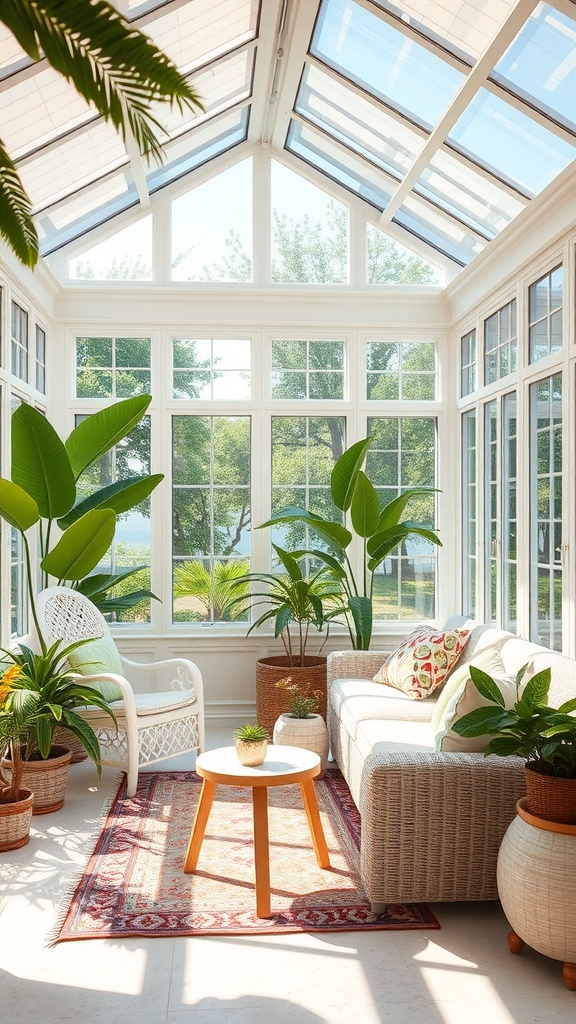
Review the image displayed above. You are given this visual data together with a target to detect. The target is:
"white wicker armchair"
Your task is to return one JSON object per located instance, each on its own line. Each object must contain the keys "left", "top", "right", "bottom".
{"left": 36, "top": 586, "right": 205, "bottom": 797}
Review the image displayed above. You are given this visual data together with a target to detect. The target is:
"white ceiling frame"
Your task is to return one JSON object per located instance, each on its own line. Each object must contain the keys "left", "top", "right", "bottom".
{"left": 483, "top": 76, "right": 576, "bottom": 145}
{"left": 247, "top": 0, "right": 286, "bottom": 145}
{"left": 304, "top": 52, "right": 429, "bottom": 142}
{"left": 287, "top": 110, "right": 490, "bottom": 265}
{"left": 268, "top": 0, "right": 321, "bottom": 152}
{"left": 377, "top": 0, "right": 542, "bottom": 227}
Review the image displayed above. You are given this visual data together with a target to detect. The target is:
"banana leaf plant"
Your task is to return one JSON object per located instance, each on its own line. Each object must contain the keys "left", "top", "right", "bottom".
{"left": 259, "top": 437, "right": 442, "bottom": 651}
{"left": 0, "top": 395, "right": 163, "bottom": 648}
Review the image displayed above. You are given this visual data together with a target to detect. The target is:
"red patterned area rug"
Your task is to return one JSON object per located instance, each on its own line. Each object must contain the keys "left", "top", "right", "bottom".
{"left": 51, "top": 770, "right": 439, "bottom": 942}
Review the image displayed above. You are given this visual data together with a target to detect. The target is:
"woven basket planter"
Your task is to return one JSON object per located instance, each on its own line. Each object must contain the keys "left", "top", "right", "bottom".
{"left": 255, "top": 656, "right": 327, "bottom": 736}
{"left": 1, "top": 746, "right": 72, "bottom": 815}
{"left": 0, "top": 789, "right": 34, "bottom": 851}
{"left": 525, "top": 763, "right": 576, "bottom": 825}
{"left": 53, "top": 727, "right": 88, "bottom": 764}
{"left": 498, "top": 797, "right": 576, "bottom": 989}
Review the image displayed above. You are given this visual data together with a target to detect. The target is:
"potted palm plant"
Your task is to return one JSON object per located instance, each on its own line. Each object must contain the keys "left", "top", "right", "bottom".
{"left": 260, "top": 436, "right": 442, "bottom": 650}
{"left": 226, "top": 544, "right": 345, "bottom": 734}
{"left": 0, "top": 640, "right": 116, "bottom": 814}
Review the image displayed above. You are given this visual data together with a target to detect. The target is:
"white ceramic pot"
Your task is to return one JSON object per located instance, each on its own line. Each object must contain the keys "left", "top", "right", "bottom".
{"left": 272, "top": 713, "right": 329, "bottom": 770}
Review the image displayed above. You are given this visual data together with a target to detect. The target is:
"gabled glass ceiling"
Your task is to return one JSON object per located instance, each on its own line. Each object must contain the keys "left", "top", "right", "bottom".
{"left": 0, "top": 0, "right": 574, "bottom": 272}
{"left": 286, "top": 0, "right": 576, "bottom": 268}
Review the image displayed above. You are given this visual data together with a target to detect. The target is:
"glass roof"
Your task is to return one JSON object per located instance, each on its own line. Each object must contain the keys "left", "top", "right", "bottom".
{"left": 0, "top": 0, "right": 574, "bottom": 272}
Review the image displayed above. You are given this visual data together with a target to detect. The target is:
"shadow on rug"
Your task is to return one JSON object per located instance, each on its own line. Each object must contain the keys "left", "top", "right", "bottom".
{"left": 51, "top": 769, "right": 439, "bottom": 941}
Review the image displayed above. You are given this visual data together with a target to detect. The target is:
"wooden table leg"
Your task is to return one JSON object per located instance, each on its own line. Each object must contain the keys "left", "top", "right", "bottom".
{"left": 183, "top": 778, "right": 216, "bottom": 873}
{"left": 300, "top": 778, "right": 330, "bottom": 868}
{"left": 252, "top": 786, "right": 271, "bottom": 918}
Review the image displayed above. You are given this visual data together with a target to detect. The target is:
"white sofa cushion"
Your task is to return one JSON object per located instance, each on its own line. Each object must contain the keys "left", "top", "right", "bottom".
{"left": 330, "top": 678, "right": 439, "bottom": 741}
{"left": 355, "top": 717, "right": 436, "bottom": 759}
{"left": 431, "top": 648, "right": 517, "bottom": 752}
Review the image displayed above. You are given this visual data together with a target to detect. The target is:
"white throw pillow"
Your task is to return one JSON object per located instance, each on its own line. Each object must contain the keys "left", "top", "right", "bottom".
{"left": 432, "top": 648, "right": 517, "bottom": 752}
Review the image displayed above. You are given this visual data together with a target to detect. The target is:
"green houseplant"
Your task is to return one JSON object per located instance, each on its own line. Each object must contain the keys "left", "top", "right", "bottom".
{"left": 227, "top": 544, "right": 344, "bottom": 666}
{"left": 452, "top": 663, "right": 576, "bottom": 822}
{"left": 227, "top": 544, "right": 345, "bottom": 734}
{"left": 0, "top": 394, "right": 163, "bottom": 642}
{"left": 271, "top": 676, "right": 330, "bottom": 768}
{"left": 0, "top": 639, "right": 116, "bottom": 815}
{"left": 0, "top": 395, "right": 161, "bottom": 805}
{"left": 260, "top": 436, "right": 442, "bottom": 650}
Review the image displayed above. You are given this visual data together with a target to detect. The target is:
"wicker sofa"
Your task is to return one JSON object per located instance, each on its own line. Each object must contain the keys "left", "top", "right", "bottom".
{"left": 327, "top": 620, "right": 576, "bottom": 910}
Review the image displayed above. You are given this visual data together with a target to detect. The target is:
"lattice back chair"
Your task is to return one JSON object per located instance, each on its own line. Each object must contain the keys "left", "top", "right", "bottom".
{"left": 35, "top": 586, "right": 205, "bottom": 796}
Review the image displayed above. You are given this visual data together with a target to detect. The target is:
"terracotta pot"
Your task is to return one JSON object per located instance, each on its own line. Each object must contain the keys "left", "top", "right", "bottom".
{"left": 272, "top": 713, "right": 329, "bottom": 770}
{"left": 1, "top": 746, "right": 72, "bottom": 815}
{"left": 525, "top": 763, "right": 576, "bottom": 825}
{"left": 0, "top": 789, "right": 34, "bottom": 851}
{"left": 235, "top": 739, "right": 268, "bottom": 767}
{"left": 255, "top": 656, "right": 327, "bottom": 735}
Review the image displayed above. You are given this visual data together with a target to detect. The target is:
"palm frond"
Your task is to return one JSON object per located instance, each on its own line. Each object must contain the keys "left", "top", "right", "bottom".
{"left": 1, "top": 0, "right": 204, "bottom": 162}
{"left": 0, "top": 141, "right": 38, "bottom": 267}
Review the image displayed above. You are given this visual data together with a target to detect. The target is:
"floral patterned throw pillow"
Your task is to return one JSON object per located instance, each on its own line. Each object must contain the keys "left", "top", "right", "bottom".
{"left": 373, "top": 626, "right": 472, "bottom": 700}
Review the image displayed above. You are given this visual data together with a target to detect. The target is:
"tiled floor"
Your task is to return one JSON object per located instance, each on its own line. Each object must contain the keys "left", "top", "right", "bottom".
{"left": 1, "top": 731, "right": 574, "bottom": 1024}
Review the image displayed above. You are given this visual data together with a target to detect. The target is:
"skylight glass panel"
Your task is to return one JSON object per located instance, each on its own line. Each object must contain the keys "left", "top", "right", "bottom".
{"left": 311, "top": 0, "right": 464, "bottom": 130}
{"left": 159, "top": 50, "right": 254, "bottom": 139}
{"left": 19, "top": 122, "right": 127, "bottom": 211}
{"left": 145, "top": 0, "right": 258, "bottom": 74}
{"left": 448, "top": 87, "right": 576, "bottom": 196}
{"left": 415, "top": 150, "right": 527, "bottom": 239}
{"left": 295, "top": 63, "right": 425, "bottom": 181}
{"left": 39, "top": 170, "right": 138, "bottom": 254}
{"left": 286, "top": 121, "right": 394, "bottom": 211}
{"left": 395, "top": 195, "right": 486, "bottom": 265}
{"left": 146, "top": 108, "right": 249, "bottom": 192}
{"left": 492, "top": 4, "right": 576, "bottom": 130}
{"left": 372, "top": 0, "right": 516, "bottom": 63}
{"left": 0, "top": 67, "right": 95, "bottom": 159}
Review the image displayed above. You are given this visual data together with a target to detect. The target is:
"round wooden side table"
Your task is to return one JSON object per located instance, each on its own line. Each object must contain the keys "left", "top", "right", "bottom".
{"left": 183, "top": 744, "right": 330, "bottom": 918}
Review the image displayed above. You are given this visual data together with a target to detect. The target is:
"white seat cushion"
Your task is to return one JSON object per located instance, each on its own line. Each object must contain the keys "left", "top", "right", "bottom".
{"left": 108, "top": 691, "right": 197, "bottom": 717}
{"left": 355, "top": 717, "right": 436, "bottom": 759}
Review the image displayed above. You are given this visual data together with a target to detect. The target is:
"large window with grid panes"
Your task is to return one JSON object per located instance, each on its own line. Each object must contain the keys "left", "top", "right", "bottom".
{"left": 460, "top": 260, "right": 566, "bottom": 651}
{"left": 66, "top": 329, "right": 442, "bottom": 633}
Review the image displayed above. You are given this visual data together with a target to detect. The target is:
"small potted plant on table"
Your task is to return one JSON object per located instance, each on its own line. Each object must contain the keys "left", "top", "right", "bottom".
{"left": 234, "top": 723, "right": 269, "bottom": 767}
